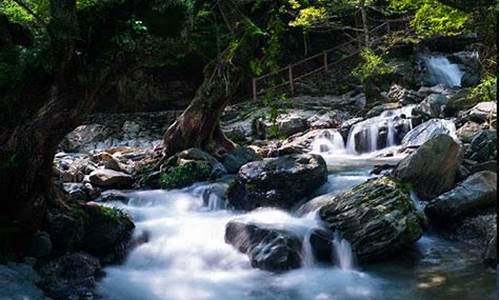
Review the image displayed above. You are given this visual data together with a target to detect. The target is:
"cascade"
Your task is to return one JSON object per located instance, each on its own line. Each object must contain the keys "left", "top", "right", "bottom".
{"left": 421, "top": 56, "right": 464, "bottom": 88}
{"left": 310, "top": 129, "right": 346, "bottom": 155}
{"left": 332, "top": 232, "right": 354, "bottom": 271}
{"left": 346, "top": 105, "right": 415, "bottom": 154}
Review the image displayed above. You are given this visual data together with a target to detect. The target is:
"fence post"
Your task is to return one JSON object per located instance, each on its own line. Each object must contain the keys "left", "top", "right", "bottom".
{"left": 323, "top": 51, "right": 328, "bottom": 72}
{"left": 288, "top": 65, "right": 294, "bottom": 95}
{"left": 252, "top": 78, "right": 257, "bottom": 101}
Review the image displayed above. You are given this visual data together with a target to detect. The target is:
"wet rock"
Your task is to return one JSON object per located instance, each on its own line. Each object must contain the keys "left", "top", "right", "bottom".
{"left": 37, "top": 252, "right": 101, "bottom": 300}
{"left": 225, "top": 220, "right": 331, "bottom": 271}
{"left": 92, "top": 152, "right": 130, "bottom": 174}
{"left": 63, "top": 183, "right": 100, "bottom": 202}
{"left": 276, "top": 114, "right": 308, "bottom": 137}
{"left": 222, "top": 146, "right": 261, "bottom": 174}
{"left": 395, "top": 134, "right": 461, "bottom": 200}
{"left": 401, "top": 118, "right": 457, "bottom": 147}
{"left": 444, "top": 88, "right": 474, "bottom": 115}
{"left": 419, "top": 93, "right": 448, "bottom": 117}
{"left": 318, "top": 177, "right": 424, "bottom": 263}
{"left": 467, "top": 130, "right": 497, "bottom": 162}
{"left": 386, "top": 84, "right": 423, "bottom": 105}
{"left": 27, "top": 231, "right": 52, "bottom": 259}
{"left": 80, "top": 204, "right": 135, "bottom": 264}
{"left": 225, "top": 220, "right": 302, "bottom": 272}
{"left": 456, "top": 121, "right": 481, "bottom": 143}
{"left": 468, "top": 101, "right": 497, "bottom": 123}
{"left": 425, "top": 171, "right": 497, "bottom": 221}
{"left": 227, "top": 154, "right": 328, "bottom": 210}
{"left": 88, "top": 169, "right": 134, "bottom": 189}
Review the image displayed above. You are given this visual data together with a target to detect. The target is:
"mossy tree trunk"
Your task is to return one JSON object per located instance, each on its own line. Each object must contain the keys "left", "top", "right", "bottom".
{"left": 163, "top": 0, "right": 264, "bottom": 157}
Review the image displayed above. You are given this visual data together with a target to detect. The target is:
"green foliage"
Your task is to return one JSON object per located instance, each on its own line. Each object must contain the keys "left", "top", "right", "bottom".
{"left": 389, "top": 0, "right": 470, "bottom": 37}
{"left": 352, "top": 48, "right": 395, "bottom": 86}
{"left": 412, "top": 1, "right": 469, "bottom": 37}
{"left": 468, "top": 75, "right": 498, "bottom": 102}
{"left": 160, "top": 161, "right": 211, "bottom": 189}
{"left": 262, "top": 91, "right": 287, "bottom": 139}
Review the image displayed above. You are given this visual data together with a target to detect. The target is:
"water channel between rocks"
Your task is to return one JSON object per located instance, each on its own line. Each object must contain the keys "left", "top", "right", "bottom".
{"left": 96, "top": 153, "right": 497, "bottom": 300}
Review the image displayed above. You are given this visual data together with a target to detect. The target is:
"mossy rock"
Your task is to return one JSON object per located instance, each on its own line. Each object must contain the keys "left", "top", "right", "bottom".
{"left": 319, "top": 176, "right": 424, "bottom": 263}
{"left": 160, "top": 160, "right": 212, "bottom": 189}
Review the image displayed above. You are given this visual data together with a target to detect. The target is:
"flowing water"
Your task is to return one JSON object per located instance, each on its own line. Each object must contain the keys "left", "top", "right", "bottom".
{"left": 97, "top": 115, "right": 496, "bottom": 300}
{"left": 421, "top": 56, "right": 464, "bottom": 88}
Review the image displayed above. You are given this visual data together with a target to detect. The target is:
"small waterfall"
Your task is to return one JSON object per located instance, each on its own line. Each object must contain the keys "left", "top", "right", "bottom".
{"left": 346, "top": 105, "right": 415, "bottom": 154}
{"left": 301, "top": 229, "right": 316, "bottom": 268}
{"left": 311, "top": 129, "right": 346, "bottom": 155}
{"left": 332, "top": 232, "right": 354, "bottom": 271}
{"left": 422, "top": 56, "right": 463, "bottom": 88}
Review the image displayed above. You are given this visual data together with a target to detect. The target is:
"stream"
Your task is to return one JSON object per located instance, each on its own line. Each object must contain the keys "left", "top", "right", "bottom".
{"left": 96, "top": 162, "right": 497, "bottom": 300}
{"left": 94, "top": 55, "right": 496, "bottom": 300}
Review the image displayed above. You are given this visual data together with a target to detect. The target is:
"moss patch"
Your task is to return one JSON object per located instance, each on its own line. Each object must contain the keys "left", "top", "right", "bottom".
{"left": 160, "top": 161, "right": 211, "bottom": 189}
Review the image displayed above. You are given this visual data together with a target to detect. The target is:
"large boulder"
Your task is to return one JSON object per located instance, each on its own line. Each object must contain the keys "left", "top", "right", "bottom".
{"left": 37, "top": 253, "right": 101, "bottom": 300}
{"left": 386, "top": 84, "right": 423, "bottom": 105}
{"left": 394, "top": 134, "right": 461, "bottom": 200}
{"left": 88, "top": 169, "right": 133, "bottom": 189}
{"left": 225, "top": 220, "right": 331, "bottom": 272}
{"left": 318, "top": 177, "right": 424, "bottom": 263}
{"left": 425, "top": 171, "right": 497, "bottom": 221}
{"left": 401, "top": 118, "right": 457, "bottom": 147}
{"left": 227, "top": 154, "right": 328, "bottom": 210}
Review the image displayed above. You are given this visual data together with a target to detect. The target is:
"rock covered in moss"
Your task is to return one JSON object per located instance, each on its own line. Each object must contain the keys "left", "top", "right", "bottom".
{"left": 80, "top": 204, "right": 135, "bottom": 264}
{"left": 160, "top": 160, "right": 212, "bottom": 189}
{"left": 319, "top": 176, "right": 424, "bottom": 263}
{"left": 222, "top": 146, "right": 261, "bottom": 174}
{"left": 394, "top": 134, "right": 461, "bottom": 200}
{"left": 227, "top": 154, "right": 328, "bottom": 211}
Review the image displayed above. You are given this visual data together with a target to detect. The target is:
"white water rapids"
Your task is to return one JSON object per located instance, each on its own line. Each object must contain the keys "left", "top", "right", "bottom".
{"left": 421, "top": 56, "right": 464, "bottom": 88}
{"left": 96, "top": 105, "right": 494, "bottom": 300}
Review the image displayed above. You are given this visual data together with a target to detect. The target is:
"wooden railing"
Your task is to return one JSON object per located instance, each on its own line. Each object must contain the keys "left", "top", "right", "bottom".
{"left": 251, "top": 19, "right": 406, "bottom": 101}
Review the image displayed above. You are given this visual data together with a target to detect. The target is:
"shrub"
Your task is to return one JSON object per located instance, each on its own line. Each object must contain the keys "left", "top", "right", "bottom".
{"left": 352, "top": 48, "right": 395, "bottom": 87}
{"left": 468, "top": 75, "right": 497, "bottom": 103}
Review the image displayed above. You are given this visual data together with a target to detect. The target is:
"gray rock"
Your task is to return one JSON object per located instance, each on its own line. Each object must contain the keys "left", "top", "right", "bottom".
{"left": 278, "top": 129, "right": 337, "bottom": 155}
{"left": 386, "top": 84, "right": 423, "bottom": 105}
{"left": 456, "top": 121, "right": 481, "bottom": 143}
{"left": 225, "top": 220, "right": 331, "bottom": 272}
{"left": 419, "top": 93, "right": 448, "bottom": 117}
{"left": 38, "top": 253, "right": 101, "bottom": 300}
{"left": 467, "top": 130, "right": 497, "bottom": 162}
{"left": 178, "top": 148, "right": 227, "bottom": 177}
{"left": 227, "top": 154, "right": 328, "bottom": 210}
{"left": 401, "top": 118, "right": 457, "bottom": 147}
{"left": 276, "top": 114, "right": 308, "bottom": 137}
{"left": 395, "top": 134, "right": 461, "bottom": 200}
{"left": 468, "top": 101, "right": 497, "bottom": 123}
{"left": 222, "top": 146, "right": 261, "bottom": 174}
{"left": 63, "top": 183, "right": 100, "bottom": 202}
{"left": 88, "top": 169, "right": 134, "bottom": 189}
{"left": 425, "top": 171, "right": 497, "bottom": 220}
{"left": 483, "top": 235, "right": 498, "bottom": 267}
{"left": 319, "top": 176, "right": 424, "bottom": 263}
{"left": 59, "top": 124, "right": 112, "bottom": 152}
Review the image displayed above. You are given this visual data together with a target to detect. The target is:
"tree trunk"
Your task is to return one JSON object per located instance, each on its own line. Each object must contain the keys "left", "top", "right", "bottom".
{"left": 163, "top": 0, "right": 264, "bottom": 157}
{"left": 359, "top": 0, "right": 369, "bottom": 47}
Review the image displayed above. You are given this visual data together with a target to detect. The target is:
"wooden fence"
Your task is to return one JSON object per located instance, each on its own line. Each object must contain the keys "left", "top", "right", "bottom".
{"left": 251, "top": 19, "right": 407, "bottom": 101}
